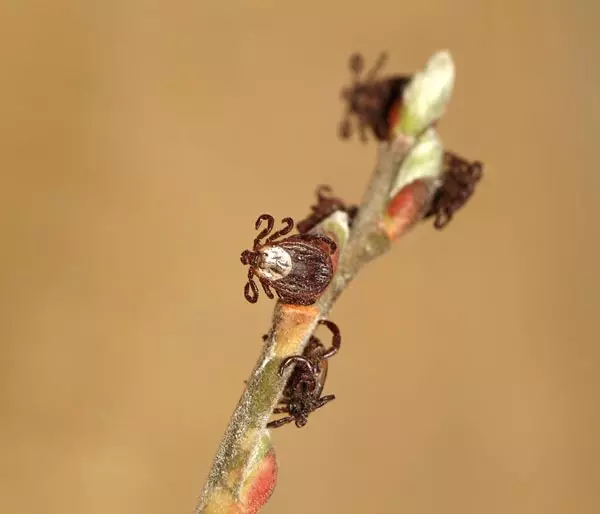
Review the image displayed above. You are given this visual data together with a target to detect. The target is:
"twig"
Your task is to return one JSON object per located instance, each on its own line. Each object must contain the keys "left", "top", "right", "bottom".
{"left": 195, "top": 50, "right": 456, "bottom": 514}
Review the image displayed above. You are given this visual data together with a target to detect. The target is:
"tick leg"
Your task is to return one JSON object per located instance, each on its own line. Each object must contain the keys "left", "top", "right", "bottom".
{"left": 443, "top": 151, "right": 454, "bottom": 167}
{"left": 296, "top": 215, "right": 317, "bottom": 235}
{"left": 444, "top": 151, "right": 468, "bottom": 171}
{"left": 244, "top": 276, "right": 259, "bottom": 303}
{"left": 338, "top": 117, "right": 353, "bottom": 140}
{"left": 316, "top": 185, "right": 333, "bottom": 202}
{"left": 470, "top": 161, "right": 484, "bottom": 181}
{"left": 266, "top": 217, "right": 294, "bottom": 243}
{"left": 259, "top": 278, "right": 275, "bottom": 299}
{"left": 317, "top": 320, "right": 341, "bottom": 360}
{"left": 434, "top": 210, "right": 452, "bottom": 230}
{"left": 279, "top": 355, "right": 316, "bottom": 377}
{"left": 273, "top": 407, "right": 289, "bottom": 414}
{"left": 254, "top": 214, "right": 274, "bottom": 247}
{"left": 267, "top": 416, "right": 295, "bottom": 429}
{"left": 315, "top": 394, "right": 336, "bottom": 410}
{"left": 365, "top": 51, "right": 388, "bottom": 81}
{"left": 348, "top": 52, "right": 364, "bottom": 76}
{"left": 358, "top": 121, "right": 368, "bottom": 143}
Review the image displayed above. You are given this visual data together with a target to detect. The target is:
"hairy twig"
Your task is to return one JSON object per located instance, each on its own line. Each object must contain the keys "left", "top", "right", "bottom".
{"left": 195, "top": 50, "right": 461, "bottom": 514}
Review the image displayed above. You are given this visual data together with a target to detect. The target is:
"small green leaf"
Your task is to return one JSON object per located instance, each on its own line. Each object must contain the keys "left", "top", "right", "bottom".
{"left": 393, "top": 50, "right": 455, "bottom": 137}
{"left": 389, "top": 127, "right": 444, "bottom": 198}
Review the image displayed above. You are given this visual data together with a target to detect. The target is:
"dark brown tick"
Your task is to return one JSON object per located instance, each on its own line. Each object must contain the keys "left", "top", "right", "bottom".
{"left": 338, "top": 51, "right": 412, "bottom": 143}
{"left": 424, "top": 152, "right": 484, "bottom": 230}
{"left": 266, "top": 320, "right": 341, "bottom": 429}
{"left": 240, "top": 214, "right": 337, "bottom": 305}
{"left": 296, "top": 185, "right": 359, "bottom": 235}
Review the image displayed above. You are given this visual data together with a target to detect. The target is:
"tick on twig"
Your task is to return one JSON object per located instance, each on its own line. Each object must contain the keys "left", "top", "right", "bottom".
{"left": 296, "top": 185, "right": 359, "bottom": 235}
{"left": 424, "top": 152, "right": 484, "bottom": 229}
{"left": 266, "top": 319, "right": 341, "bottom": 429}
{"left": 338, "top": 52, "right": 485, "bottom": 229}
{"left": 338, "top": 51, "right": 412, "bottom": 142}
{"left": 240, "top": 214, "right": 337, "bottom": 305}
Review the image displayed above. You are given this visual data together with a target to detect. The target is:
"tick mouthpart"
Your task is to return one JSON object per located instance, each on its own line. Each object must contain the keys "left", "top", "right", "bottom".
{"left": 240, "top": 250, "right": 258, "bottom": 266}
{"left": 295, "top": 417, "right": 308, "bottom": 428}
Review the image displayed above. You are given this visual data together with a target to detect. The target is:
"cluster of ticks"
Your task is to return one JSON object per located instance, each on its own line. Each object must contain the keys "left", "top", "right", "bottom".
{"left": 240, "top": 52, "right": 484, "bottom": 429}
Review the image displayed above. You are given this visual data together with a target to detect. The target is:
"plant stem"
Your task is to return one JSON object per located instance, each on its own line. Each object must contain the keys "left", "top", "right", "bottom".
{"left": 195, "top": 49, "right": 456, "bottom": 513}
{"left": 195, "top": 142, "right": 413, "bottom": 514}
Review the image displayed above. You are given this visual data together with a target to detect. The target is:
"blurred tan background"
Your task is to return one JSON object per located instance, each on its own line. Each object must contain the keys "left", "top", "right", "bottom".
{"left": 1, "top": 1, "right": 599, "bottom": 513}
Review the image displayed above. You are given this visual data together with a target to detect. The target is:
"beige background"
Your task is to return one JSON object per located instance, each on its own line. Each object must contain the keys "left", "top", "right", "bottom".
{"left": 1, "top": 1, "right": 599, "bottom": 513}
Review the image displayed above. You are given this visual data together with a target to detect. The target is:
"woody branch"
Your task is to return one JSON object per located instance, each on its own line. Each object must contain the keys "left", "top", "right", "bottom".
{"left": 195, "top": 50, "right": 480, "bottom": 514}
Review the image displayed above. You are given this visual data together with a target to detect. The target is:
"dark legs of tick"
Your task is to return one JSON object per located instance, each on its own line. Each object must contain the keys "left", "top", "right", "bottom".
{"left": 317, "top": 320, "right": 341, "bottom": 360}
{"left": 244, "top": 269, "right": 259, "bottom": 304}
{"left": 267, "top": 416, "right": 295, "bottom": 429}
{"left": 252, "top": 214, "right": 300, "bottom": 247}
{"left": 254, "top": 214, "right": 275, "bottom": 245}
{"left": 267, "top": 395, "right": 335, "bottom": 429}
{"left": 266, "top": 217, "right": 294, "bottom": 243}
{"left": 316, "top": 394, "right": 335, "bottom": 409}
{"left": 259, "top": 277, "right": 274, "bottom": 299}
{"left": 279, "top": 355, "right": 317, "bottom": 377}
{"left": 349, "top": 53, "right": 364, "bottom": 75}
{"left": 365, "top": 52, "right": 388, "bottom": 81}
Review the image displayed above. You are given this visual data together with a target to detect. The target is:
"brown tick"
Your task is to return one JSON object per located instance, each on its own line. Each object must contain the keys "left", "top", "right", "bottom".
{"left": 266, "top": 319, "right": 341, "bottom": 429}
{"left": 338, "top": 51, "right": 412, "bottom": 142}
{"left": 296, "top": 185, "right": 359, "bottom": 235}
{"left": 240, "top": 214, "right": 337, "bottom": 305}
{"left": 424, "top": 152, "right": 484, "bottom": 229}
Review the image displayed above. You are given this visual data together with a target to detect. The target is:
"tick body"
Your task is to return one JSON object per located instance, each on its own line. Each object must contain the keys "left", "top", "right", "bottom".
{"left": 296, "top": 185, "right": 359, "bottom": 235}
{"left": 240, "top": 214, "right": 337, "bottom": 305}
{"left": 266, "top": 319, "right": 341, "bottom": 429}
{"left": 338, "top": 52, "right": 412, "bottom": 142}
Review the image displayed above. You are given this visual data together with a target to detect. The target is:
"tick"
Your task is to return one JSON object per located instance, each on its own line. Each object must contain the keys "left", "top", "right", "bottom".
{"left": 240, "top": 214, "right": 337, "bottom": 305}
{"left": 266, "top": 319, "right": 341, "bottom": 429}
{"left": 338, "top": 51, "right": 412, "bottom": 142}
{"left": 424, "top": 152, "right": 484, "bottom": 229}
{"left": 296, "top": 185, "right": 359, "bottom": 235}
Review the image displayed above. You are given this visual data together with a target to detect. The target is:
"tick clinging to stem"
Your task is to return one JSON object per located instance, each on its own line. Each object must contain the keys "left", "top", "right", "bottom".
{"left": 240, "top": 214, "right": 338, "bottom": 305}
{"left": 266, "top": 319, "right": 341, "bottom": 429}
{"left": 296, "top": 185, "right": 359, "bottom": 235}
{"left": 424, "top": 151, "right": 483, "bottom": 229}
{"left": 338, "top": 51, "right": 411, "bottom": 143}
{"left": 338, "top": 51, "right": 484, "bottom": 229}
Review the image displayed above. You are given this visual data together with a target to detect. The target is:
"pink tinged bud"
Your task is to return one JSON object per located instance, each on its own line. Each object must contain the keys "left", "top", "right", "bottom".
{"left": 381, "top": 180, "right": 432, "bottom": 240}
{"left": 239, "top": 449, "right": 278, "bottom": 514}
